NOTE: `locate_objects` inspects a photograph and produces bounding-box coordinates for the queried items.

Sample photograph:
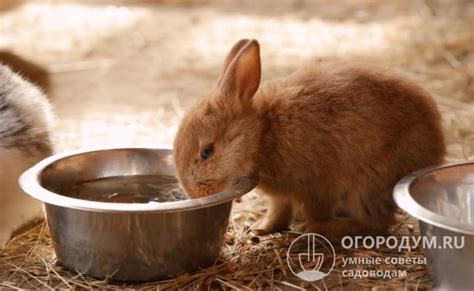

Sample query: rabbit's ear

[217,39,251,87]
[218,39,261,105]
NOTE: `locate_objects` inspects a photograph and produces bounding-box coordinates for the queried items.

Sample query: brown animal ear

[217,39,261,105]
[217,39,251,86]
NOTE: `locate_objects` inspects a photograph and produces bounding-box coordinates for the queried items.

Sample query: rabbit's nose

[178,178,197,198]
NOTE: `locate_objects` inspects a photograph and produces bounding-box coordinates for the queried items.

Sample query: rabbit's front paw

[252,214,291,235]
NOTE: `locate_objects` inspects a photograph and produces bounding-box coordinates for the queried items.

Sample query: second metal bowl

[394,161,474,289]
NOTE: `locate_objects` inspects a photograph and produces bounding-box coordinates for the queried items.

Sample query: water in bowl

[65,175,188,203]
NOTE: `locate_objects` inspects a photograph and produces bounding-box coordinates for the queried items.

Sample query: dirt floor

[0,0,473,289]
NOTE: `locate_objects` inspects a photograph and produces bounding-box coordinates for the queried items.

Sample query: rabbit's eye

[201,144,214,160]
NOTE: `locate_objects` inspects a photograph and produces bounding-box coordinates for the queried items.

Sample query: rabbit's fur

[174,39,445,239]
[0,64,53,247]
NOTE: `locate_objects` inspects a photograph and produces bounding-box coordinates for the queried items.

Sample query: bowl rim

[394,160,474,235]
[19,147,258,213]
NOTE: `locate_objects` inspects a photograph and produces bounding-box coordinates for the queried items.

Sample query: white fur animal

[0,64,53,247]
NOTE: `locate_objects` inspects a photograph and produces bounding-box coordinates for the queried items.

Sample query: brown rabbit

[173,39,445,239]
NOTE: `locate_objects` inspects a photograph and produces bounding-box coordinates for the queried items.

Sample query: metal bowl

[19,147,257,282]
[394,161,474,289]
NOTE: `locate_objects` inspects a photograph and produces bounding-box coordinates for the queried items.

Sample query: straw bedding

[1,0,473,289]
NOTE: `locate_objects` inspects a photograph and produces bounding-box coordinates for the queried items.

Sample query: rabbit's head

[174,39,262,197]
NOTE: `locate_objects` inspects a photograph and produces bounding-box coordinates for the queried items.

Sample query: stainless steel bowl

[394,161,474,289]
[19,147,257,282]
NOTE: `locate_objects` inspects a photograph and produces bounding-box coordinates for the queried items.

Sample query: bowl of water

[394,161,474,289]
[19,147,257,282]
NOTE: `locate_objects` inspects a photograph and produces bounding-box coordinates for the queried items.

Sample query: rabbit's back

[254,61,445,198]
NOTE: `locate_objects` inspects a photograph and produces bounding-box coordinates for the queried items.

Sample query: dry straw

[0,212,432,290]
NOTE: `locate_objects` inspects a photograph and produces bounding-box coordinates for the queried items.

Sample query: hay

[0,212,432,289]
[1,0,473,289]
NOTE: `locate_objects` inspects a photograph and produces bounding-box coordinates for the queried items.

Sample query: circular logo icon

[286,233,336,282]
